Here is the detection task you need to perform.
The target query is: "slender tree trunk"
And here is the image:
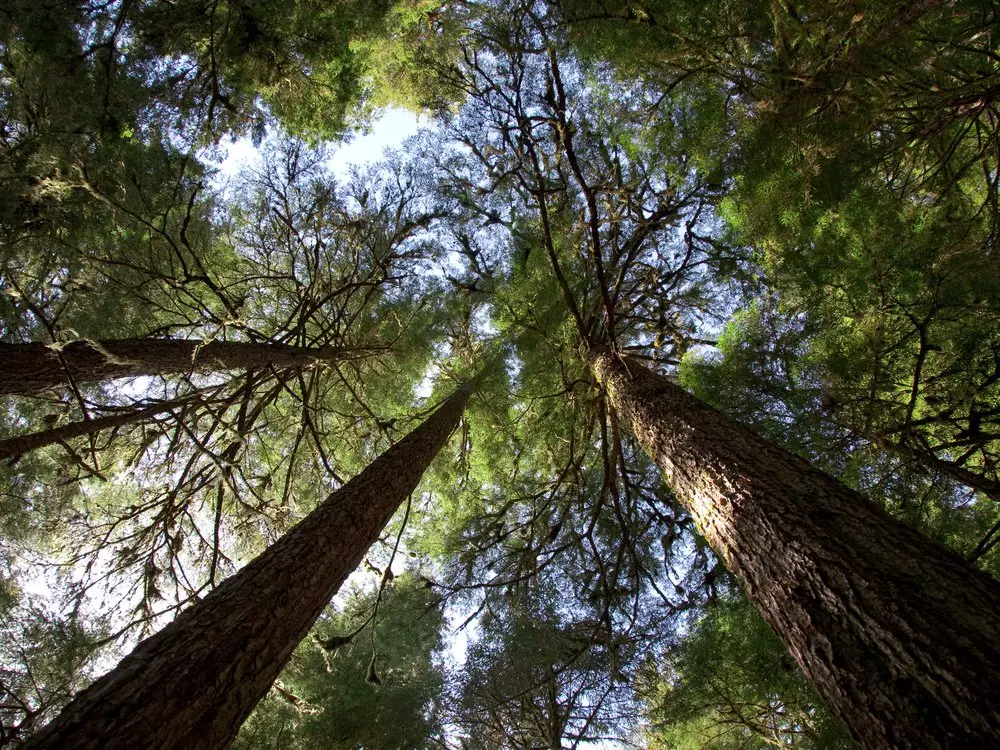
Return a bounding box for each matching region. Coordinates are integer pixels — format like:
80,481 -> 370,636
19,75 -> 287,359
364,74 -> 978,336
0,397 -> 199,461
880,436 -> 1000,505
0,339 -> 371,396
24,381 -> 473,750
591,350 -> 1000,749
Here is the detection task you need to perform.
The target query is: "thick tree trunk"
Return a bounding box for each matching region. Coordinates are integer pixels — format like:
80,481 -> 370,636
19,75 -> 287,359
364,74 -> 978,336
0,339 -> 368,396
23,381 -> 472,750
591,351 -> 1000,749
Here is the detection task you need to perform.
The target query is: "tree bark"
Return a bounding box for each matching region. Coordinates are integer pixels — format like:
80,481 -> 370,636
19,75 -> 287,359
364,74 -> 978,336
881,436 -> 1000,505
0,397 -> 198,461
0,339 -> 371,396
591,350 -> 1000,749
23,381 -> 473,750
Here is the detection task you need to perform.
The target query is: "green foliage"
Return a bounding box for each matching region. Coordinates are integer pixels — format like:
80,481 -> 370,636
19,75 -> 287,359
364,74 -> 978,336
234,573 -> 446,750
0,0 -> 466,145
680,298 -> 1000,578
451,591 -> 637,748
0,593 -> 105,744
3,1 -> 1000,747
361,0 -> 475,114
642,595 -> 855,749
0,134 -> 451,645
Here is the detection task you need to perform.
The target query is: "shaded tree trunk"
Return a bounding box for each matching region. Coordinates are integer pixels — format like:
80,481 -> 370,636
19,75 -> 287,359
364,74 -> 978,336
880,436 -> 1000,506
591,350 -> 1000,749
0,397 -> 199,461
23,380 -> 473,750
0,339 -> 373,396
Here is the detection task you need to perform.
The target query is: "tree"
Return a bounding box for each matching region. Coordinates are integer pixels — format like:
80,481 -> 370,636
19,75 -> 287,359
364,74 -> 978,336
0,339 -> 372,397
641,593 -> 853,749
22,376 -> 475,750
406,6 -> 1000,744
0,391 -> 206,461
559,0 -> 1000,511
528,3 -> 1000,743
5,2 -> 1000,748
235,573 -> 447,750
0,137 -> 451,643
591,349 -> 1000,747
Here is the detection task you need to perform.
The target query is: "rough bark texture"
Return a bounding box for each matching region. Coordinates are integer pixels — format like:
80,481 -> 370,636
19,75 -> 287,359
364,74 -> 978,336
0,339 -> 361,396
24,383 -> 472,750
591,351 -> 1000,749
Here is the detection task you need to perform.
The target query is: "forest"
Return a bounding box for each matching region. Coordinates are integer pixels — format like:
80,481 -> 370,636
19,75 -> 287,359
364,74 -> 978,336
0,0 -> 999,748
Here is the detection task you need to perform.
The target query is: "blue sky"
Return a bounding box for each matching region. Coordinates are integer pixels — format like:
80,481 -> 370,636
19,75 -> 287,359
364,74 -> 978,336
213,108 -> 427,180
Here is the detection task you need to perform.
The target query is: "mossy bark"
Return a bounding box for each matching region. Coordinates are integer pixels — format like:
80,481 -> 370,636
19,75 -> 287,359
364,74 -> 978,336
592,351 -> 1000,749
0,339 -> 365,396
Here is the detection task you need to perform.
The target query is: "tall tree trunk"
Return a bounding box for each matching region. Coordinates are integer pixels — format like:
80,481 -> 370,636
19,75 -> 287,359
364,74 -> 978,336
24,381 -> 473,750
591,350 -> 1000,749
0,396 -> 201,461
0,339 -> 372,396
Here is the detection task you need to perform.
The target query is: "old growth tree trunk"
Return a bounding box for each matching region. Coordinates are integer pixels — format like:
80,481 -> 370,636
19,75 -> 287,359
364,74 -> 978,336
591,351 -> 1000,749
24,381 -> 473,750
0,338 -> 364,396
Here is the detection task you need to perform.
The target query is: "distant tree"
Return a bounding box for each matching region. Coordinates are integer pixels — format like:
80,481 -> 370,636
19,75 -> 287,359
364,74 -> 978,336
0,592 -> 103,747
451,591 -> 639,749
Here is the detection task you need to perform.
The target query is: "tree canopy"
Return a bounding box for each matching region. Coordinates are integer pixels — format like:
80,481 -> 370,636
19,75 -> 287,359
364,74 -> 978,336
2,0 -> 999,747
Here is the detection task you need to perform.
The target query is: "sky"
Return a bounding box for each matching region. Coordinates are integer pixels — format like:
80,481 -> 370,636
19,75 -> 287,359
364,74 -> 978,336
207,111 -> 629,747
14,107 -> 434,676
22,106 -> 632,748
211,107 -> 428,181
